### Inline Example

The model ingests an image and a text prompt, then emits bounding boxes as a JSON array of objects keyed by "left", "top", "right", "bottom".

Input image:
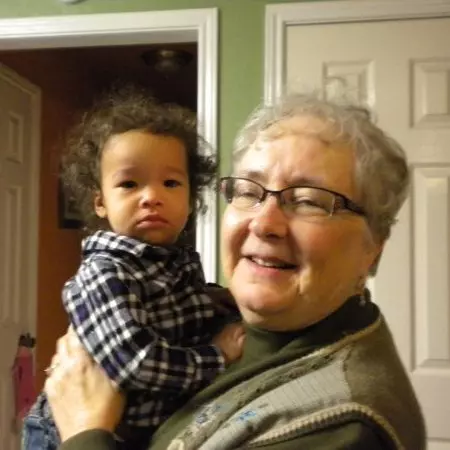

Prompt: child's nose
[{"left": 140, "top": 186, "right": 163, "bottom": 207}]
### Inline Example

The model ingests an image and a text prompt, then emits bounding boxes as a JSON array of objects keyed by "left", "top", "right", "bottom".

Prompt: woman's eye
[
  {"left": 118, "top": 180, "right": 137, "bottom": 189},
  {"left": 236, "top": 189, "right": 259, "bottom": 199},
  {"left": 294, "top": 197, "right": 317, "bottom": 206},
  {"left": 164, "top": 179, "right": 182, "bottom": 188},
  {"left": 291, "top": 197, "right": 326, "bottom": 211}
]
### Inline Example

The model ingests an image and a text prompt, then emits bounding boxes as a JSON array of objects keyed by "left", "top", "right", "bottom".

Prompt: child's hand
[
  {"left": 212, "top": 322, "right": 245, "bottom": 365},
  {"left": 206, "top": 285, "right": 238, "bottom": 315}
]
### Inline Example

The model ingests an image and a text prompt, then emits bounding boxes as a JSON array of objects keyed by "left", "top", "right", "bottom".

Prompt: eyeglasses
[{"left": 219, "top": 177, "right": 366, "bottom": 218}]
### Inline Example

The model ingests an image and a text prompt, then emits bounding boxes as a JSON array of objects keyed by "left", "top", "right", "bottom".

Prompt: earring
[{"left": 355, "top": 276, "right": 367, "bottom": 305}]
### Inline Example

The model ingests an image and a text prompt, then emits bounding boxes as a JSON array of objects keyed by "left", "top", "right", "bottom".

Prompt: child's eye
[
  {"left": 118, "top": 180, "right": 137, "bottom": 189},
  {"left": 164, "top": 179, "right": 182, "bottom": 188}
]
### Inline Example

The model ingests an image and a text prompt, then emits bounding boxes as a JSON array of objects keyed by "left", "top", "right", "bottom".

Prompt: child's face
[{"left": 95, "top": 130, "right": 191, "bottom": 245}]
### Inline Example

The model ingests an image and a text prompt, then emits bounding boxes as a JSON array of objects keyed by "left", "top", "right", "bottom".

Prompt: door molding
[
  {"left": 0, "top": 64, "right": 41, "bottom": 336},
  {"left": 0, "top": 8, "right": 219, "bottom": 281},
  {"left": 265, "top": 0, "right": 450, "bottom": 102}
]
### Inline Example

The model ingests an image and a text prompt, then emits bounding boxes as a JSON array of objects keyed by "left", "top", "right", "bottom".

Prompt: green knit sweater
[{"left": 60, "top": 294, "right": 426, "bottom": 450}]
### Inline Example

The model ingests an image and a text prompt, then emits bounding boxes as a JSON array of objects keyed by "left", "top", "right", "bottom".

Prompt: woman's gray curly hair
[{"left": 233, "top": 93, "right": 410, "bottom": 245}]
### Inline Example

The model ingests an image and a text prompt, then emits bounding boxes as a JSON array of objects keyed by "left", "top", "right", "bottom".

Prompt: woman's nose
[
  {"left": 139, "top": 186, "right": 163, "bottom": 207},
  {"left": 248, "top": 196, "right": 288, "bottom": 239}
]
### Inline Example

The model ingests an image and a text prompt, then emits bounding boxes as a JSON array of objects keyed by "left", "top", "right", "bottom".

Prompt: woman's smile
[{"left": 242, "top": 255, "right": 297, "bottom": 278}]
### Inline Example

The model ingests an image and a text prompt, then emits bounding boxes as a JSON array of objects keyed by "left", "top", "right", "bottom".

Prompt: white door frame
[
  {"left": 265, "top": 0, "right": 450, "bottom": 102},
  {"left": 0, "top": 8, "right": 219, "bottom": 281}
]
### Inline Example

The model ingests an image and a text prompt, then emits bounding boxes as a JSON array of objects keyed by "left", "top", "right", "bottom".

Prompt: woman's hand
[{"left": 44, "top": 328, "right": 125, "bottom": 442}]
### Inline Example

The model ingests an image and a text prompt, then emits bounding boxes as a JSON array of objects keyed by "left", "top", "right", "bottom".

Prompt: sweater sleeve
[
  {"left": 252, "top": 421, "right": 390, "bottom": 450},
  {"left": 63, "top": 257, "right": 225, "bottom": 394},
  {"left": 59, "top": 430, "right": 116, "bottom": 450}
]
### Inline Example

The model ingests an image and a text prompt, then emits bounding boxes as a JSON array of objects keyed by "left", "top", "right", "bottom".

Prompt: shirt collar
[
  {"left": 240, "top": 290, "right": 378, "bottom": 364},
  {"left": 82, "top": 230, "right": 192, "bottom": 261}
]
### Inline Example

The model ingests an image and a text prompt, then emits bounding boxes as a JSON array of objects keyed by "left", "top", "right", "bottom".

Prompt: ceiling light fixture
[{"left": 141, "top": 49, "right": 193, "bottom": 74}]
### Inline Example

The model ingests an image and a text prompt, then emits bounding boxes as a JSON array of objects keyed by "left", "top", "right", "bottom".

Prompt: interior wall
[{"left": 0, "top": 51, "right": 97, "bottom": 390}]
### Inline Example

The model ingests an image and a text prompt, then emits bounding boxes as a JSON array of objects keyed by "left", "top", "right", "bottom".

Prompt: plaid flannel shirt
[{"left": 63, "top": 230, "right": 225, "bottom": 428}]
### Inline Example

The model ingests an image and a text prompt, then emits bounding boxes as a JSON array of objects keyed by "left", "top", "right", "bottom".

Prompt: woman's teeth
[{"left": 249, "top": 257, "right": 294, "bottom": 269}]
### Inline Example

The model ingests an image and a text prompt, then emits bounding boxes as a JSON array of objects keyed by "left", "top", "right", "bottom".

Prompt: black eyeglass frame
[{"left": 219, "top": 176, "right": 366, "bottom": 217}]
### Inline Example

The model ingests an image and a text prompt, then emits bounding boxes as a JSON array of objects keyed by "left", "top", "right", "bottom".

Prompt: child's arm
[{"left": 63, "top": 257, "right": 235, "bottom": 394}]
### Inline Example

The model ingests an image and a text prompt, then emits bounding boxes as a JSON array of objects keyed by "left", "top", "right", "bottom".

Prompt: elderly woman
[{"left": 45, "top": 93, "right": 426, "bottom": 450}]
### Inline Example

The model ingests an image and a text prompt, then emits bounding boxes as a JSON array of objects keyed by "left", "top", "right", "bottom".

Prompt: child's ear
[{"left": 94, "top": 191, "right": 107, "bottom": 218}]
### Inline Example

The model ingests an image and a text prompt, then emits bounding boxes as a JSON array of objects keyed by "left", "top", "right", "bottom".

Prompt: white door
[
  {"left": 280, "top": 16, "right": 450, "bottom": 449},
  {"left": 0, "top": 65, "right": 40, "bottom": 450}
]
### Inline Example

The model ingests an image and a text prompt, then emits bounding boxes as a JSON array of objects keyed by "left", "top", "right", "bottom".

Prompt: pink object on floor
[{"left": 12, "top": 345, "right": 35, "bottom": 421}]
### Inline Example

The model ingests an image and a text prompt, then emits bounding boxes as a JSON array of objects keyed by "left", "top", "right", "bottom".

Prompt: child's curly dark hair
[{"left": 61, "top": 85, "right": 218, "bottom": 233}]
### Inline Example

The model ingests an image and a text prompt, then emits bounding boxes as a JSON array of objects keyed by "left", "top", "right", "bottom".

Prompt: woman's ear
[{"left": 94, "top": 191, "right": 107, "bottom": 218}]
